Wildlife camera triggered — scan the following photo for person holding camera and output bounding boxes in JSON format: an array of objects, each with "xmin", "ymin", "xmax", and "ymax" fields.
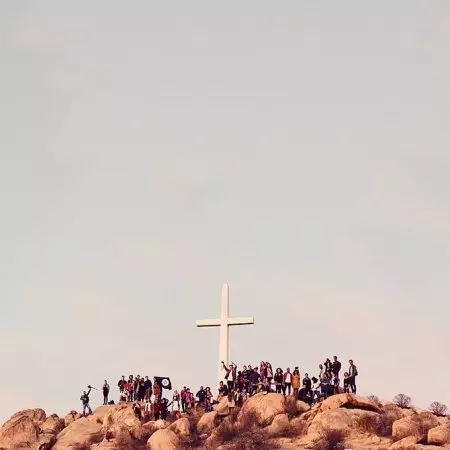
[{"xmin": 80, "ymin": 386, "xmax": 92, "ymax": 417}]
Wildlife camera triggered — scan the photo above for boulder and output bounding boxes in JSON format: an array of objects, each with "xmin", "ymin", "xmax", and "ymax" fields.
[
  {"xmin": 428, "ymin": 423, "xmax": 450, "ymax": 445},
  {"xmin": 215, "ymin": 397, "xmax": 230, "ymax": 416},
  {"xmin": 197, "ymin": 411, "xmax": 217, "ymax": 434},
  {"xmin": 320, "ymin": 394, "xmax": 381, "ymax": 413},
  {"xmin": 392, "ymin": 412, "xmax": 439, "ymax": 441},
  {"xmin": 296, "ymin": 400, "xmax": 311, "ymax": 414},
  {"xmin": 416, "ymin": 411, "xmax": 439, "ymax": 431},
  {"xmin": 38, "ymin": 432, "xmax": 57, "ymax": 450},
  {"xmin": 390, "ymin": 436, "xmax": 420, "ymax": 449},
  {"xmin": 91, "ymin": 405, "xmax": 114, "ymax": 423},
  {"xmin": 64, "ymin": 410, "xmax": 82, "ymax": 427},
  {"xmin": 169, "ymin": 417, "xmax": 190, "ymax": 437},
  {"xmin": 53, "ymin": 416, "xmax": 104, "ymax": 450},
  {"xmin": 101, "ymin": 404, "xmax": 142, "ymax": 440},
  {"xmin": 5, "ymin": 408, "xmax": 46, "ymax": 426},
  {"xmin": 91, "ymin": 440, "xmax": 122, "ymax": 450},
  {"xmin": 267, "ymin": 413, "xmax": 289, "ymax": 436},
  {"xmin": 238, "ymin": 393, "xmax": 286, "ymax": 426},
  {"xmin": 289, "ymin": 417, "xmax": 308, "ymax": 435},
  {"xmin": 147, "ymin": 428, "xmax": 180, "ymax": 450},
  {"xmin": 0, "ymin": 415, "xmax": 40, "ymax": 449},
  {"xmin": 309, "ymin": 408, "xmax": 381, "ymax": 436},
  {"xmin": 392, "ymin": 417, "xmax": 421, "ymax": 441},
  {"xmin": 40, "ymin": 414, "xmax": 65, "ymax": 434}
]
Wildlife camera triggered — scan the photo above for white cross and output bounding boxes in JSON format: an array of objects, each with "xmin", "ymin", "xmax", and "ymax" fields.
[{"xmin": 196, "ymin": 283, "xmax": 254, "ymax": 386}]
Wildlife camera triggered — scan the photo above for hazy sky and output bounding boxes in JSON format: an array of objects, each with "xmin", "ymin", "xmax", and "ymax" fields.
[{"xmin": 1, "ymin": 1, "xmax": 449, "ymax": 422}]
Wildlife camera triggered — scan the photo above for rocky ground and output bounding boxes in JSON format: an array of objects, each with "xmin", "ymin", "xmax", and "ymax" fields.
[{"xmin": 0, "ymin": 393, "xmax": 449, "ymax": 449}]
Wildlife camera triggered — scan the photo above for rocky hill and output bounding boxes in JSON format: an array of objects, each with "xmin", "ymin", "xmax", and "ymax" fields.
[{"xmin": 0, "ymin": 394, "xmax": 449, "ymax": 449}]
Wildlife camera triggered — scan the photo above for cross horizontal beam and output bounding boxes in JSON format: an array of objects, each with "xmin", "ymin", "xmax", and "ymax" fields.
[
  {"xmin": 196, "ymin": 319, "xmax": 220, "ymax": 327},
  {"xmin": 196, "ymin": 317, "xmax": 254, "ymax": 328}
]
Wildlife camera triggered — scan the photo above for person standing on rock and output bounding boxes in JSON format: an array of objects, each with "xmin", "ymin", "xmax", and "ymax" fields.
[
  {"xmin": 348, "ymin": 359, "xmax": 358, "ymax": 393},
  {"xmin": 283, "ymin": 368, "xmax": 292, "ymax": 396},
  {"xmin": 144, "ymin": 376, "xmax": 153, "ymax": 402},
  {"xmin": 117, "ymin": 375, "xmax": 126, "ymax": 395},
  {"xmin": 292, "ymin": 368, "xmax": 301, "ymax": 398},
  {"xmin": 274, "ymin": 368, "xmax": 284, "ymax": 394},
  {"xmin": 331, "ymin": 356, "xmax": 342, "ymax": 393},
  {"xmin": 102, "ymin": 380, "xmax": 110, "ymax": 405},
  {"xmin": 80, "ymin": 386, "xmax": 92, "ymax": 417}
]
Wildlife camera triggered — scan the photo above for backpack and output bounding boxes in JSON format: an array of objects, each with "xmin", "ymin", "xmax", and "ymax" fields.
[{"xmin": 354, "ymin": 367, "xmax": 358, "ymax": 377}]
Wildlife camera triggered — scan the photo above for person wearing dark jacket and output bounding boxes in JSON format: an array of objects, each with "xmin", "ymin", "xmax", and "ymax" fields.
[
  {"xmin": 274, "ymin": 368, "xmax": 284, "ymax": 394},
  {"xmin": 102, "ymin": 380, "xmax": 110, "ymax": 405},
  {"xmin": 249, "ymin": 368, "xmax": 259, "ymax": 396},
  {"xmin": 80, "ymin": 387, "xmax": 92, "ymax": 417},
  {"xmin": 144, "ymin": 376, "xmax": 153, "ymax": 401},
  {"xmin": 117, "ymin": 376, "xmax": 126, "ymax": 393}
]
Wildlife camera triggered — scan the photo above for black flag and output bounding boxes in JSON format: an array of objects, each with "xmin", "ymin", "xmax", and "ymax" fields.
[{"xmin": 155, "ymin": 376, "xmax": 172, "ymax": 390}]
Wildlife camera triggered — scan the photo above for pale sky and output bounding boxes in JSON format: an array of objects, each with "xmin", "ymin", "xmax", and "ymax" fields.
[{"xmin": 1, "ymin": 1, "xmax": 449, "ymax": 422}]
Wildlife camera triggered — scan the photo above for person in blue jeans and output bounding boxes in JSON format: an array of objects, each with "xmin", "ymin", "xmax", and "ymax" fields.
[{"xmin": 80, "ymin": 386, "xmax": 92, "ymax": 416}]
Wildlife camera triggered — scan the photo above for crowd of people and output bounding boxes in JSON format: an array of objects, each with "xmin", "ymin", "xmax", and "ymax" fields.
[{"xmin": 80, "ymin": 357, "xmax": 359, "ymax": 421}]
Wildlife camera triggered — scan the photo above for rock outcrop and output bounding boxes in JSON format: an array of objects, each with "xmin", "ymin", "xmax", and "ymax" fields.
[
  {"xmin": 238, "ymin": 392, "xmax": 286, "ymax": 426},
  {"xmin": 147, "ymin": 428, "xmax": 180, "ymax": 449},
  {"xmin": 0, "ymin": 394, "xmax": 449, "ymax": 450},
  {"xmin": 428, "ymin": 422, "xmax": 450, "ymax": 445}
]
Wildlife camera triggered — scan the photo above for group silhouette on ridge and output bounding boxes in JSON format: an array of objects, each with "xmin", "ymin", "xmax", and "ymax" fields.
[{"xmin": 79, "ymin": 356, "xmax": 358, "ymax": 421}]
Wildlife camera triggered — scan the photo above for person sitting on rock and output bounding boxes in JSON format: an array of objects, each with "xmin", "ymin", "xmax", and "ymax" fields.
[
  {"xmin": 257, "ymin": 376, "xmax": 263, "ymax": 393},
  {"xmin": 133, "ymin": 401, "xmax": 142, "ymax": 421},
  {"xmin": 189, "ymin": 391, "xmax": 195, "ymax": 410},
  {"xmin": 160, "ymin": 398, "xmax": 169, "ymax": 420},
  {"xmin": 227, "ymin": 390, "xmax": 236, "ymax": 414},
  {"xmin": 152, "ymin": 399, "xmax": 161, "ymax": 420},
  {"xmin": 80, "ymin": 386, "xmax": 92, "ymax": 417},
  {"xmin": 172, "ymin": 391, "xmax": 181, "ymax": 418},
  {"xmin": 217, "ymin": 381, "xmax": 228, "ymax": 401},
  {"xmin": 144, "ymin": 398, "xmax": 152, "ymax": 421},
  {"xmin": 311, "ymin": 377, "xmax": 321, "ymax": 403},
  {"xmin": 343, "ymin": 371, "xmax": 351, "ymax": 393}
]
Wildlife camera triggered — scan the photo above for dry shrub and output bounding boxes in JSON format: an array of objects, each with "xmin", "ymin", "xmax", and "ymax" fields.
[
  {"xmin": 269, "ymin": 419, "xmax": 307, "ymax": 439},
  {"xmin": 238, "ymin": 409, "xmax": 259, "ymax": 430},
  {"xmin": 367, "ymin": 395, "xmax": 381, "ymax": 406},
  {"xmin": 178, "ymin": 412, "xmax": 203, "ymax": 448},
  {"xmin": 429, "ymin": 401, "xmax": 448, "ymax": 417},
  {"xmin": 393, "ymin": 394, "xmax": 412, "ymax": 409},
  {"xmin": 115, "ymin": 430, "xmax": 132, "ymax": 448},
  {"xmin": 411, "ymin": 412, "xmax": 438, "ymax": 441},
  {"xmin": 215, "ymin": 419, "xmax": 238, "ymax": 443},
  {"xmin": 383, "ymin": 404, "xmax": 403, "ymax": 419},
  {"xmin": 284, "ymin": 396, "xmax": 300, "ymax": 419},
  {"xmin": 213, "ymin": 409, "xmax": 267, "ymax": 448},
  {"xmin": 223, "ymin": 432, "xmax": 279, "ymax": 450},
  {"xmin": 313, "ymin": 428, "xmax": 347, "ymax": 450},
  {"xmin": 357, "ymin": 413, "xmax": 394, "ymax": 437}
]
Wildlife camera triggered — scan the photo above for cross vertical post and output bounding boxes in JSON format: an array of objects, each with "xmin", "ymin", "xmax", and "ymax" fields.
[{"xmin": 196, "ymin": 283, "xmax": 255, "ymax": 386}]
